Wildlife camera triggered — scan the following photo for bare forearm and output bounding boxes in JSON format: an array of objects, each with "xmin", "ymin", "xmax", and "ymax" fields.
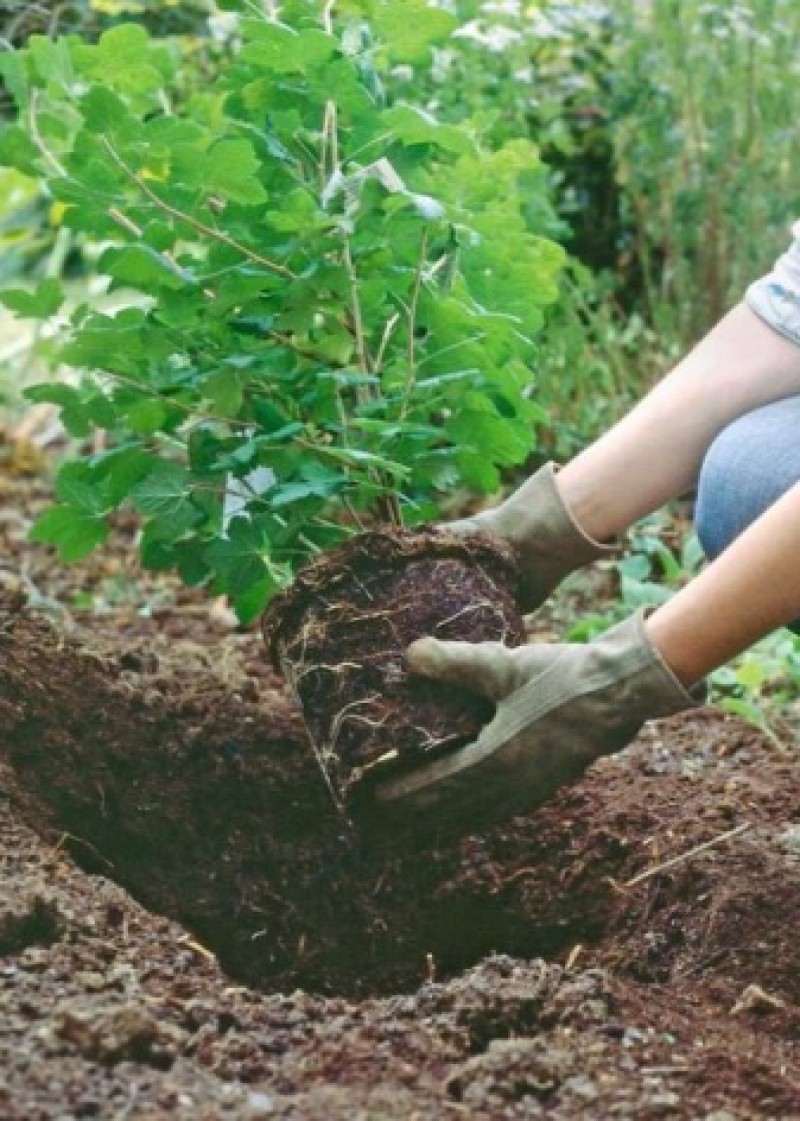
[
  {"xmin": 557, "ymin": 304, "xmax": 800, "ymax": 540},
  {"xmin": 647, "ymin": 480, "xmax": 800, "ymax": 685}
]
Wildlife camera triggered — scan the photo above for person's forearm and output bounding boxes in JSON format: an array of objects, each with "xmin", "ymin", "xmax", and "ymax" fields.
[
  {"xmin": 646, "ymin": 479, "xmax": 800, "ymax": 686},
  {"xmin": 557, "ymin": 304, "xmax": 800, "ymax": 540}
]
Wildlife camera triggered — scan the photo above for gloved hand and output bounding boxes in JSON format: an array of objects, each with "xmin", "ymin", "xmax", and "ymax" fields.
[
  {"xmin": 449, "ymin": 462, "xmax": 616, "ymax": 612},
  {"xmin": 370, "ymin": 611, "xmax": 704, "ymax": 828}
]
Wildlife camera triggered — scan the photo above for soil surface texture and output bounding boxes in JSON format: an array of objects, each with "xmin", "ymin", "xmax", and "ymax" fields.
[{"xmin": 2, "ymin": 431, "xmax": 800, "ymax": 1119}]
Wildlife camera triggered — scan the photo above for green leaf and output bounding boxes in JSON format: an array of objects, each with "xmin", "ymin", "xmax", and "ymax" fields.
[
  {"xmin": 373, "ymin": 2, "xmax": 457, "ymax": 62},
  {"xmin": 81, "ymin": 86, "xmax": 134, "ymax": 134},
  {"xmin": 735, "ymin": 660, "xmax": 767, "ymax": 689},
  {"xmin": 205, "ymin": 516, "xmax": 269, "ymax": 595},
  {"xmin": 240, "ymin": 23, "xmax": 335, "ymax": 74},
  {"xmin": 0, "ymin": 278, "xmax": 64, "ymax": 318},
  {"xmin": 90, "ymin": 445, "xmax": 162, "ymax": 505},
  {"xmin": 25, "ymin": 383, "xmax": 83, "ymax": 408},
  {"xmin": 202, "ymin": 368, "xmax": 244, "ymax": 417},
  {"xmin": 99, "ymin": 245, "xmax": 195, "ymax": 291},
  {"xmin": 383, "ymin": 105, "xmax": 472, "ymax": 154},
  {"xmin": 74, "ymin": 23, "xmax": 170, "ymax": 98},
  {"xmin": 0, "ymin": 51, "xmax": 30, "ymax": 114},
  {"xmin": 230, "ymin": 574, "xmax": 277, "ymax": 626},
  {"xmin": 446, "ymin": 409, "xmax": 531, "ymax": 468},
  {"xmin": 30, "ymin": 505, "xmax": 108, "ymax": 563},
  {"xmin": 204, "ymin": 138, "xmax": 267, "ymax": 206},
  {"xmin": 122, "ymin": 397, "xmax": 170, "ymax": 435},
  {"xmin": 54, "ymin": 465, "xmax": 108, "ymax": 515},
  {"xmin": 130, "ymin": 462, "xmax": 193, "ymax": 519},
  {"xmin": 0, "ymin": 126, "xmax": 40, "ymax": 176},
  {"xmin": 270, "ymin": 475, "xmax": 345, "ymax": 508},
  {"xmin": 143, "ymin": 503, "xmax": 203, "ymax": 542},
  {"xmin": 321, "ymin": 445, "xmax": 410, "ymax": 478}
]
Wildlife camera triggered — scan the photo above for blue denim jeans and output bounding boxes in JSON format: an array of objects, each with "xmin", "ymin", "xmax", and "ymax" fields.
[
  {"xmin": 695, "ymin": 395, "xmax": 800, "ymax": 631},
  {"xmin": 696, "ymin": 394, "xmax": 800, "ymax": 558}
]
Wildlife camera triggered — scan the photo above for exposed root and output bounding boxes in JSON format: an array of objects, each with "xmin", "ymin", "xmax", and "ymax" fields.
[{"xmin": 263, "ymin": 530, "xmax": 524, "ymax": 800}]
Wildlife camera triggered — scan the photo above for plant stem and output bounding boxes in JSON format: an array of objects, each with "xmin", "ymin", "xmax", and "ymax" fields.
[
  {"xmin": 399, "ymin": 229, "xmax": 429, "ymax": 422},
  {"xmin": 101, "ymin": 139, "xmax": 296, "ymax": 281}
]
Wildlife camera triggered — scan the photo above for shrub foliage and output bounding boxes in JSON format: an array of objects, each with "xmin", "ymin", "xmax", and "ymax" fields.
[{"xmin": 0, "ymin": 0, "xmax": 564, "ymax": 619}]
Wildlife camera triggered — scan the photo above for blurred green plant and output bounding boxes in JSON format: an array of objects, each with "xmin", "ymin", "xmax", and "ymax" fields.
[
  {"xmin": 411, "ymin": 0, "xmax": 800, "ymax": 450},
  {"xmin": 565, "ymin": 509, "xmax": 800, "ymax": 739},
  {"xmin": 0, "ymin": 0, "xmax": 213, "ymax": 46},
  {"xmin": 0, "ymin": 0, "xmax": 564, "ymax": 620},
  {"xmin": 611, "ymin": 0, "xmax": 800, "ymax": 345}
]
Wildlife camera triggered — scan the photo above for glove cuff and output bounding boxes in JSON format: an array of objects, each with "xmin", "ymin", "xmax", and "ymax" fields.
[{"xmin": 491, "ymin": 463, "xmax": 619, "ymax": 612}]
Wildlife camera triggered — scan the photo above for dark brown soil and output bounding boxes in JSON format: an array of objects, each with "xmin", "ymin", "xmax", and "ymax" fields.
[
  {"xmin": 2, "ymin": 433, "xmax": 800, "ymax": 1118},
  {"xmin": 263, "ymin": 530, "xmax": 525, "ymax": 799}
]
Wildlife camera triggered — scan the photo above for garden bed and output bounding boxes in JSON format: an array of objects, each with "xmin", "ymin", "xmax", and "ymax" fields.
[{"xmin": 1, "ymin": 441, "xmax": 800, "ymax": 1117}]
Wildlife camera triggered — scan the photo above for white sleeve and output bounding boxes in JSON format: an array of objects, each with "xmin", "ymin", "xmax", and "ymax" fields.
[{"xmin": 745, "ymin": 221, "xmax": 800, "ymax": 348}]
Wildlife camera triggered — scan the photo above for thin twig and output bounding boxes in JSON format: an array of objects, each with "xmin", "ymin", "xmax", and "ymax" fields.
[
  {"xmin": 399, "ymin": 229, "xmax": 429, "ymax": 422},
  {"xmin": 624, "ymin": 823, "xmax": 751, "ymax": 888},
  {"xmin": 101, "ymin": 138, "xmax": 296, "ymax": 280}
]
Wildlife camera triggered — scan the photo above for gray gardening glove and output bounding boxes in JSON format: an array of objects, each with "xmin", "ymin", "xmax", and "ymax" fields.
[
  {"xmin": 449, "ymin": 462, "xmax": 616, "ymax": 612},
  {"xmin": 371, "ymin": 611, "xmax": 704, "ymax": 827}
]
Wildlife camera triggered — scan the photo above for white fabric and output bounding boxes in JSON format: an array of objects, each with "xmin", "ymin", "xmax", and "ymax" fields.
[{"xmin": 745, "ymin": 221, "xmax": 800, "ymax": 347}]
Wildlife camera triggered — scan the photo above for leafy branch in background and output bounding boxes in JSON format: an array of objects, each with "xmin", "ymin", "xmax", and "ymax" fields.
[{"xmin": 0, "ymin": 0, "xmax": 564, "ymax": 620}]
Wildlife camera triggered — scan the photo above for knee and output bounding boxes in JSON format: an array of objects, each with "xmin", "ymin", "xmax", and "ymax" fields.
[{"xmin": 695, "ymin": 398, "xmax": 800, "ymax": 561}]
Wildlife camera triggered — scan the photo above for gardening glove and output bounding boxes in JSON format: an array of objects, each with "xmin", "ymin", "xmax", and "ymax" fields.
[
  {"xmin": 449, "ymin": 462, "xmax": 617, "ymax": 612},
  {"xmin": 371, "ymin": 611, "xmax": 704, "ymax": 827}
]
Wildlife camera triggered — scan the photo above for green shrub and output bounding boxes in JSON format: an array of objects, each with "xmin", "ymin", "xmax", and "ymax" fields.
[{"xmin": 0, "ymin": 0, "xmax": 565, "ymax": 620}]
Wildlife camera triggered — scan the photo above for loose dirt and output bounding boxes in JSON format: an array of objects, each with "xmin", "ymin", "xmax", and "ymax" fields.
[{"xmin": 2, "ymin": 431, "xmax": 800, "ymax": 1119}]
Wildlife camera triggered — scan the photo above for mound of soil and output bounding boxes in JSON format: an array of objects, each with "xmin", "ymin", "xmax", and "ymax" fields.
[{"xmin": 263, "ymin": 530, "xmax": 525, "ymax": 799}]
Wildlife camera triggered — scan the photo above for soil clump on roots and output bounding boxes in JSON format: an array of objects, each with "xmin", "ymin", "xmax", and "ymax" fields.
[
  {"xmin": 2, "ymin": 448, "xmax": 800, "ymax": 1116},
  {"xmin": 263, "ymin": 529, "xmax": 525, "ymax": 800}
]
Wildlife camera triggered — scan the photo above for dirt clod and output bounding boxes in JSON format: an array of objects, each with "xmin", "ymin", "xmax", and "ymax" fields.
[{"xmin": 53, "ymin": 1001, "xmax": 184, "ymax": 1067}]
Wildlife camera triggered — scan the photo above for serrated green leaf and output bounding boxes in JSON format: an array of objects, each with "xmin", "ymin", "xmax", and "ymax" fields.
[
  {"xmin": 54, "ymin": 466, "xmax": 108, "ymax": 515},
  {"xmin": 30, "ymin": 505, "xmax": 108, "ymax": 563},
  {"xmin": 240, "ymin": 24, "xmax": 335, "ymax": 74},
  {"xmin": 143, "ymin": 502, "xmax": 203, "ymax": 542},
  {"xmin": 446, "ymin": 409, "xmax": 531, "ymax": 468},
  {"xmin": 130, "ymin": 462, "xmax": 192, "ymax": 518},
  {"xmin": 205, "ymin": 516, "xmax": 269, "ymax": 595},
  {"xmin": 204, "ymin": 138, "xmax": 267, "ymax": 206},
  {"xmin": 90, "ymin": 445, "xmax": 162, "ymax": 505},
  {"xmin": 74, "ymin": 23, "xmax": 170, "ymax": 98}
]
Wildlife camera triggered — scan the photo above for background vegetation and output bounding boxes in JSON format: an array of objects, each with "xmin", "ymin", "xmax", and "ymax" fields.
[{"xmin": 2, "ymin": 0, "xmax": 800, "ymax": 730}]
